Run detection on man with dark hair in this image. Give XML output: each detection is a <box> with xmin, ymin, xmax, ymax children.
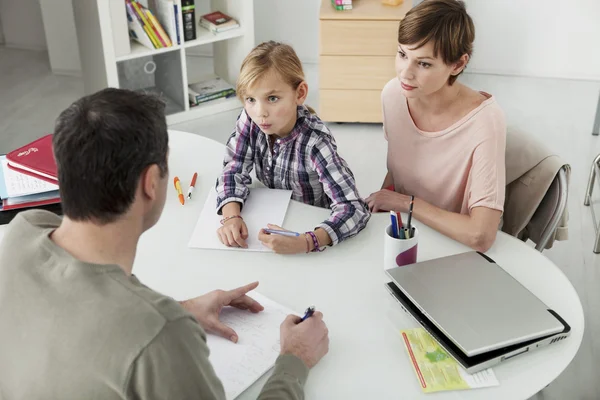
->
<box><xmin>0</xmin><ymin>88</ymin><xmax>329</xmax><ymax>399</ymax></box>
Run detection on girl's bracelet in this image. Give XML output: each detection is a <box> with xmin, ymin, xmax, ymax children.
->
<box><xmin>220</xmin><ymin>215</ymin><xmax>243</xmax><ymax>225</ymax></box>
<box><xmin>305</xmin><ymin>231</ymin><xmax>324</xmax><ymax>253</ymax></box>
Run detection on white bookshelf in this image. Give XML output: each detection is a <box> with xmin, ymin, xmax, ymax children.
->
<box><xmin>72</xmin><ymin>0</ymin><xmax>254</xmax><ymax>124</ymax></box>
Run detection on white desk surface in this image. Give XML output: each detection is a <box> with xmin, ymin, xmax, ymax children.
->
<box><xmin>0</xmin><ymin>130</ymin><xmax>584</xmax><ymax>399</ymax></box>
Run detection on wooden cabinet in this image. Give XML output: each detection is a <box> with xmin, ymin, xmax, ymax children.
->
<box><xmin>319</xmin><ymin>0</ymin><xmax>411</xmax><ymax>123</ymax></box>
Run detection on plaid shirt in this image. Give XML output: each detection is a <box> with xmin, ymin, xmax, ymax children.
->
<box><xmin>216</xmin><ymin>106</ymin><xmax>370</xmax><ymax>245</ymax></box>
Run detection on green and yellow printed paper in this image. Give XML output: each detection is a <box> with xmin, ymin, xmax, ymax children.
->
<box><xmin>400</xmin><ymin>328</ymin><xmax>500</xmax><ymax>393</ymax></box>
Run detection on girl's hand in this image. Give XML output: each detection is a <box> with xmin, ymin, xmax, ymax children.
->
<box><xmin>365</xmin><ymin>189</ymin><xmax>408</xmax><ymax>213</ymax></box>
<box><xmin>217</xmin><ymin>217</ymin><xmax>249</xmax><ymax>248</ymax></box>
<box><xmin>258</xmin><ymin>224</ymin><xmax>308</xmax><ymax>254</ymax></box>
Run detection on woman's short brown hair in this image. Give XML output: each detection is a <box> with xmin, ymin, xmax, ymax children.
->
<box><xmin>398</xmin><ymin>0</ymin><xmax>475</xmax><ymax>85</ymax></box>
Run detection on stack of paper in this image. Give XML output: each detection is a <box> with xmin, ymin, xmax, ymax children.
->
<box><xmin>207</xmin><ymin>292</ymin><xmax>295</xmax><ymax>399</ymax></box>
<box><xmin>0</xmin><ymin>156</ymin><xmax>60</xmax><ymax>212</ymax></box>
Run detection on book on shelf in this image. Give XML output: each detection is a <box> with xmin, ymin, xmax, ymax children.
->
<box><xmin>182</xmin><ymin>0</ymin><xmax>197</xmax><ymax>41</ymax></box>
<box><xmin>154</xmin><ymin>0</ymin><xmax>180</xmax><ymax>45</ymax></box>
<box><xmin>199</xmin><ymin>11</ymin><xmax>239</xmax><ymax>33</ymax></box>
<box><xmin>126</xmin><ymin>2</ymin><xmax>155</xmax><ymax>49</ymax></box>
<box><xmin>146</xmin><ymin>9</ymin><xmax>172</xmax><ymax>47</ymax></box>
<box><xmin>129</xmin><ymin>0</ymin><xmax>162</xmax><ymax>47</ymax></box>
<box><xmin>188</xmin><ymin>76</ymin><xmax>236</xmax><ymax>105</ymax></box>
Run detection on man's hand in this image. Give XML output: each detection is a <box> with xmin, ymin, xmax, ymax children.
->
<box><xmin>180</xmin><ymin>281</ymin><xmax>264</xmax><ymax>343</ymax></box>
<box><xmin>280</xmin><ymin>312</ymin><xmax>329</xmax><ymax>368</ymax></box>
<box><xmin>258</xmin><ymin>224</ymin><xmax>308</xmax><ymax>254</ymax></box>
<box><xmin>365</xmin><ymin>189</ymin><xmax>408</xmax><ymax>213</ymax></box>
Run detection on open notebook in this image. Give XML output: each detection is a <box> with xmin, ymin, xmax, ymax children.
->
<box><xmin>206</xmin><ymin>292</ymin><xmax>295</xmax><ymax>399</ymax></box>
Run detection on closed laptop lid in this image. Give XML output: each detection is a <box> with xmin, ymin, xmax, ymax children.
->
<box><xmin>385</xmin><ymin>251</ymin><xmax>564</xmax><ymax>356</ymax></box>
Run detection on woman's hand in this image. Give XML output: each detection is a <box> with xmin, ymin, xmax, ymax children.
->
<box><xmin>258</xmin><ymin>224</ymin><xmax>308</xmax><ymax>254</ymax></box>
<box><xmin>366</xmin><ymin>189</ymin><xmax>409</xmax><ymax>213</ymax></box>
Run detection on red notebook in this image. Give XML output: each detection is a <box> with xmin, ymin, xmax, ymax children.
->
<box><xmin>6</xmin><ymin>134</ymin><xmax>58</xmax><ymax>184</ymax></box>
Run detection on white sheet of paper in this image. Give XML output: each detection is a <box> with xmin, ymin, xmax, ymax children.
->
<box><xmin>458</xmin><ymin>367</ymin><xmax>499</xmax><ymax>388</ymax></box>
<box><xmin>0</xmin><ymin>158</ymin><xmax>58</xmax><ymax>198</ymax></box>
<box><xmin>188</xmin><ymin>188</ymin><xmax>293</xmax><ymax>252</ymax></box>
<box><xmin>206</xmin><ymin>291</ymin><xmax>295</xmax><ymax>399</ymax></box>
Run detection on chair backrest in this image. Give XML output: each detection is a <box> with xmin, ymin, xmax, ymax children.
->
<box><xmin>504</xmin><ymin>129</ymin><xmax>569</xmax><ymax>252</ymax></box>
<box><xmin>529</xmin><ymin>167</ymin><xmax>568</xmax><ymax>251</ymax></box>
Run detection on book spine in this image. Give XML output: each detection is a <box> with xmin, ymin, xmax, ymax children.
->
<box><xmin>143</xmin><ymin>24</ymin><xmax>161</xmax><ymax>48</ymax></box>
<box><xmin>174</xmin><ymin>4</ymin><xmax>181</xmax><ymax>44</ymax></box>
<box><xmin>199</xmin><ymin>19</ymin><xmax>217</xmax><ymax>33</ymax></box>
<box><xmin>146</xmin><ymin>9</ymin><xmax>172</xmax><ymax>46</ymax></box>
<box><xmin>181</xmin><ymin>0</ymin><xmax>196</xmax><ymax>41</ymax></box>
<box><xmin>199</xmin><ymin>19</ymin><xmax>238</xmax><ymax>33</ymax></box>
<box><xmin>196</xmin><ymin>89</ymin><xmax>236</xmax><ymax>103</ymax></box>
<box><xmin>196</xmin><ymin>91</ymin><xmax>235</xmax><ymax>104</ymax></box>
<box><xmin>335</xmin><ymin>0</ymin><xmax>352</xmax><ymax>4</ymax></box>
<box><xmin>2</xmin><ymin>197</ymin><xmax>61</xmax><ymax>211</ymax></box>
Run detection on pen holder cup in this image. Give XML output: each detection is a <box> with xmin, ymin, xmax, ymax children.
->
<box><xmin>383</xmin><ymin>225</ymin><xmax>418</xmax><ymax>270</ymax></box>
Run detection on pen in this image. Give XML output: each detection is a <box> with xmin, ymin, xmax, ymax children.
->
<box><xmin>396</xmin><ymin>211</ymin><xmax>403</xmax><ymax>228</ymax></box>
<box><xmin>187</xmin><ymin>172</ymin><xmax>198</xmax><ymax>199</ymax></box>
<box><xmin>407</xmin><ymin>195</ymin><xmax>414</xmax><ymax>231</ymax></box>
<box><xmin>263</xmin><ymin>228</ymin><xmax>300</xmax><ymax>237</ymax></box>
<box><xmin>301</xmin><ymin>306</ymin><xmax>315</xmax><ymax>322</ymax></box>
<box><xmin>174</xmin><ymin>177</ymin><xmax>185</xmax><ymax>205</ymax></box>
<box><xmin>390</xmin><ymin>211</ymin><xmax>399</xmax><ymax>239</ymax></box>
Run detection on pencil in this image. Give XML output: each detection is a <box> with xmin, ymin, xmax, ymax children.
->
<box><xmin>407</xmin><ymin>195</ymin><xmax>414</xmax><ymax>231</ymax></box>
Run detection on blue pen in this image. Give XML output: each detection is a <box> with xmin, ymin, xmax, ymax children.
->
<box><xmin>390</xmin><ymin>211</ymin><xmax>399</xmax><ymax>238</ymax></box>
<box><xmin>263</xmin><ymin>228</ymin><xmax>300</xmax><ymax>237</ymax></box>
<box><xmin>301</xmin><ymin>306</ymin><xmax>315</xmax><ymax>322</ymax></box>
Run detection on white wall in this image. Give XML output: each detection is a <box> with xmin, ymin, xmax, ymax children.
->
<box><xmin>0</xmin><ymin>0</ymin><xmax>47</xmax><ymax>50</ymax></box>
<box><xmin>254</xmin><ymin>0</ymin><xmax>321</xmax><ymax>64</ymax></box>
<box><xmin>465</xmin><ymin>0</ymin><xmax>600</xmax><ymax>80</ymax></box>
<box><xmin>254</xmin><ymin>0</ymin><xmax>600</xmax><ymax>80</ymax></box>
<box><xmin>40</xmin><ymin>0</ymin><xmax>81</xmax><ymax>75</ymax></box>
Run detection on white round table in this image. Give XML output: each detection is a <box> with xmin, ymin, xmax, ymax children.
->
<box><xmin>0</xmin><ymin>130</ymin><xmax>584</xmax><ymax>399</ymax></box>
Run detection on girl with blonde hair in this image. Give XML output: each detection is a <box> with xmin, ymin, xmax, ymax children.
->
<box><xmin>215</xmin><ymin>41</ymin><xmax>370</xmax><ymax>254</ymax></box>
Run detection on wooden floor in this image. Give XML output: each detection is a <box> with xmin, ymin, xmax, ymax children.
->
<box><xmin>1</xmin><ymin>46</ymin><xmax>599</xmax><ymax>399</ymax></box>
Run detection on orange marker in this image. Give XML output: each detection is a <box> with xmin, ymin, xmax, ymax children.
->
<box><xmin>187</xmin><ymin>172</ymin><xmax>198</xmax><ymax>199</ymax></box>
<box><xmin>174</xmin><ymin>177</ymin><xmax>185</xmax><ymax>205</ymax></box>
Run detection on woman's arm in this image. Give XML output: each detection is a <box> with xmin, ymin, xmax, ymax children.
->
<box><xmin>381</xmin><ymin>171</ymin><xmax>394</xmax><ymax>190</ymax></box>
<box><xmin>367</xmin><ymin>192</ymin><xmax>501</xmax><ymax>252</ymax></box>
<box><xmin>411</xmin><ymin>198</ymin><xmax>501</xmax><ymax>253</ymax></box>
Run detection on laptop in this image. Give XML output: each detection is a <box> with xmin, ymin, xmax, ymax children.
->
<box><xmin>385</xmin><ymin>251</ymin><xmax>571</xmax><ymax>373</ymax></box>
